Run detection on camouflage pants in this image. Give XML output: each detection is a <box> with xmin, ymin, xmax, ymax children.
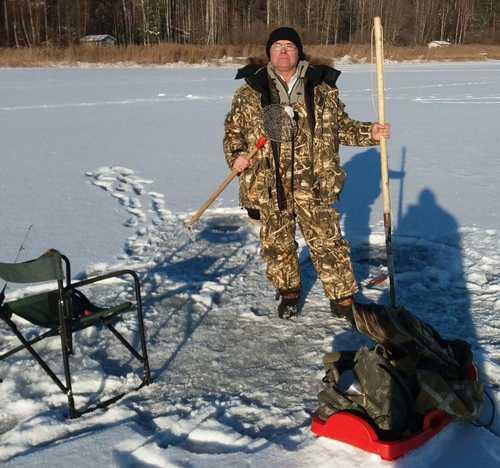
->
<box><xmin>259</xmin><ymin>198</ymin><xmax>358</xmax><ymax>300</ymax></box>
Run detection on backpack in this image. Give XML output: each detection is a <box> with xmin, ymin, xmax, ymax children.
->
<box><xmin>45</xmin><ymin>288</ymin><xmax>96</xmax><ymax>320</ymax></box>
<box><xmin>316</xmin><ymin>304</ymin><xmax>484</xmax><ymax>440</ymax></box>
<box><xmin>67</xmin><ymin>289</ymin><xmax>96</xmax><ymax>319</ymax></box>
<box><xmin>317</xmin><ymin>345</ymin><xmax>420</xmax><ymax>440</ymax></box>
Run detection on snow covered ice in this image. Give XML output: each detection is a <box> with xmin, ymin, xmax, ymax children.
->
<box><xmin>1</xmin><ymin>61</ymin><xmax>500</xmax><ymax>466</ymax></box>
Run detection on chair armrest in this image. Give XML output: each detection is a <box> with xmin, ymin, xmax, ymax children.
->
<box><xmin>64</xmin><ymin>269</ymin><xmax>142</xmax><ymax>306</ymax></box>
<box><xmin>60</xmin><ymin>254</ymin><xmax>72</xmax><ymax>288</ymax></box>
<box><xmin>66</xmin><ymin>269</ymin><xmax>139</xmax><ymax>289</ymax></box>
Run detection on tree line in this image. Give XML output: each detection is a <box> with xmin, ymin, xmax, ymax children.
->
<box><xmin>1</xmin><ymin>0</ymin><xmax>499</xmax><ymax>48</ymax></box>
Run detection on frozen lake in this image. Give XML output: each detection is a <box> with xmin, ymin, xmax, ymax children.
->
<box><xmin>1</xmin><ymin>61</ymin><xmax>500</xmax><ymax>467</ymax></box>
<box><xmin>1</xmin><ymin>61</ymin><xmax>499</xmax><ymax>274</ymax></box>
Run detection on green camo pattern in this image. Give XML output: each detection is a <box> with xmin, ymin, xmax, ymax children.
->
<box><xmin>353</xmin><ymin>305</ymin><xmax>484</xmax><ymax>421</ymax></box>
<box><xmin>223</xmin><ymin>81</ymin><xmax>376</xmax><ymax>210</ymax></box>
<box><xmin>223</xmin><ymin>74</ymin><xmax>376</xmax><ymax>297</ymax></box>
<box><xmin>259</xmin><ymin>200</ymin><xmax>358</xmax><ymax>299</ymax></box>
<box><xmin>316</xmin><ymin>305</ymin><xmax>484</xmax><ymax>437</ymax></box>
<box><xmin>317</xmin><ymin>346</ymin><xmax>417</xmax><ymax>437</ymax></box>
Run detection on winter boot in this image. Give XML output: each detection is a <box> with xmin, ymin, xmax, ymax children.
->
<box><xmin>330</xmin><ymin>297</ymin><xmax>357</xmax><ymax>328</ymax></box>
<box><xmin>277</xmin><ymin>289</ymin><xmax>300</xmax><ymax>319</ymax></box>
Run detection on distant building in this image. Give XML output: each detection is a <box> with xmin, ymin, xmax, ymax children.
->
<box><xmin>428</xmin><ymin>40</ymin><xmax>451</xmax><ymax>48</ymax></box>
<box><xmin>80</xmin><ymin>35</ymin><xmax>117</xmax><ymax>46</ymax></box>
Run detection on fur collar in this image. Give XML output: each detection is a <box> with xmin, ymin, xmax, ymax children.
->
<box><xmin>235</xmin><ymin>62</ymin><xmax>341</xmax><ymax>88</ymax></box>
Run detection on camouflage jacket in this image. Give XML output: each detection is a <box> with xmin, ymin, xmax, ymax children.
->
<box><xmin>223</xmin><ymin>63</ymin><xmax>378</xmax><ymax>212</ymax></box>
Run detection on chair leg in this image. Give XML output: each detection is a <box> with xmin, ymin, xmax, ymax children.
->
<box><xmin>106</xmin><ymin>323</ymin><xmax>144</xmax><ymax>362</ymax></box>
<box><xmin>2</xmin><ymin>317</ymin><xmax>68</xmax><ymax>393</ymax></box>
<box><xmin>133</xmin><ymin>276</ymin><xmax>151</xmax><ymax>385</ymax></box>
<box><xmin>60</xmin><ymin>331</ymin><xmax>77</xmax><ymax>418</ymax></box>
<box><xmin>66</xmin><ymin>320</ymin><xmax>74</xmax><ymax>355</ymax></box>
<box><xmin>0</xmin><ymin>328</ymin><xmax>57</xmax><ymax>361</ymax></box>
<box><xmin>58</xmin><ymin>301</ymin><xmax>77</xmax><ymax>418</ymax></box>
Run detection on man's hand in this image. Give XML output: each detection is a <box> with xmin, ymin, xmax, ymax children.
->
<box><xmin>232</xmin><ymin>155</ymin><xmax>252</xmax><ymax>173</ymax></box>
<box><xmin>371</xmin><ymin>123</ymin><xmax>391</xmax><ymax>141</ymax></box>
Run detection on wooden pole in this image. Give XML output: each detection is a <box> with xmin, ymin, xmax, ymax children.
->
<box><xmin>374</xmin><ymin>16</ymin><xmax>397</xmax><ymax>307</ymax></box>
<box><xmin>186</xmin><ymin>137</ymin><xmax>267</xmax><ymax>227</ymax></box>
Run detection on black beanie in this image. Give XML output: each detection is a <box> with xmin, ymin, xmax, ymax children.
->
<box><xmin>266</xmin><ymin>27</ymin><xmax>304</xmax><ymax>59</ymax></box>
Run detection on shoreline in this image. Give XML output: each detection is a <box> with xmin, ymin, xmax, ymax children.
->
<box><xmin>1</xmin><ymin>43</ymin><xmax>500</xmax><ymax>68</ymax></box>
<box><xmin>1</xmin><ymin>57</ymin><xmax>499</xmax><ymax>70</ymax></box>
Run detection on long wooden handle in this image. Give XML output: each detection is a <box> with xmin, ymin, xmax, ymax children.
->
<box><xmin>374</xmin><ymin>16</ymin><xmax>397</xmax><ymax>307</ymax></box>
<box><xmin>186</xmin><ymin>137</ymin><xmax>267</xmax><ymax>227</ymax></box>
<box><xmin>374</xmin><ymin>17</ymin><xmax>391</xmax><ymax>216</ymax></box>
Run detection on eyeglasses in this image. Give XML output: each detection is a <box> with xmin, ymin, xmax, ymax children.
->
<box><xmin>270</xmin><ymin>42</ymin><xmax>297</xmax><ymax>52</ymax></box>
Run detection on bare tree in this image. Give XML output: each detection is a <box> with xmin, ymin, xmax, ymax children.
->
<box><xmin>455</xmin><ymin>0</ymin><xmax>475</xmax><ymax>43</ymax></box>
<box><xmin>1</xmin><ymin>0</ymin><xmax>500</xmax><ymax>48</ymax></box>
<box><xmin>3</xmin><ymin>0</ymin><xmax>10</xmax><ymax>46</ymax></box>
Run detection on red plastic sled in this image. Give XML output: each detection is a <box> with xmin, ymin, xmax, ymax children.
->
<box><xmin>311</xmin><ymin>409</ymin><xmax>450</xmax><ymax>461</ymax></box>
<box><xmin>311</xmin><ymin>364</ymin><xmax>478</xmax><ymax>461</ymax></box>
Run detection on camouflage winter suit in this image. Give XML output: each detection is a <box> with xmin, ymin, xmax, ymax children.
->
<box><xmin>223</xmin><ymin>62</ymin><xmax>378</xmax><ymax>300</ymax></box>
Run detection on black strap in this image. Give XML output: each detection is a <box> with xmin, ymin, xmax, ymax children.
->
<box><xmin>68</xmin><ymin>289</ymin><xmax>95</xmax><ymax>318</ymax></box>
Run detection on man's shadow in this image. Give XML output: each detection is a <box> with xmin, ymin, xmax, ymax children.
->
<box><xmin>327</xmin><ymin>149</ymin><xmax>477</xmax><ymax>361</ymax></box>
<box><xmin>394</xmin><ymin>190</ymin><xmax>495</xmax><ymax>434</ymax></box>
<box><xmin>332</xmin><ymin>162</ymin><xmax>482</xmax><ymax>403</ymax></box>
<box><xmin>394</xmin><ymin>189</ymin><xmax>478</xmax><ymax>360</ymax></box>
<box><xmin>299</xmin><ymin>145</ymin><xmax>493</xmax><ymax>429</ymax></box>
<box><xmin>300</xmin><ymin>147</ymin><xmax>478</xmax><ymax>363</ymax></box>
<box><xmin>340</xmin><ymin>148</ymin><xmax>386</xmax><ymax>242</ymax></box>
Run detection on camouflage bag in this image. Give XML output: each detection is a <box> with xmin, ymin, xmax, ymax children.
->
<box><xmin>316</xmin><ymin>304</ymin><xmax>484</xmax><ymax>440</ymax></box>
<box><xmin>317</xmin><ymin>346</ymin><xmax>420</xmax><ymax>440</ymax></box>
<box><xmin>352</xmin><ymin>304</ymin><xmax>484</xmax><ymax>421</ymax></box>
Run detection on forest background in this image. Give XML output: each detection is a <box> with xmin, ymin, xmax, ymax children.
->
<box><xmin>1</xmin><ymin>1</ymin><xmax>500</xmax><ymax>64</ymax></box>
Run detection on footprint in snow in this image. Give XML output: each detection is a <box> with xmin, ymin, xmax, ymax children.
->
<box><xmin>0</xmin><ymin>412</ymin><xmax>17</xmax><ymax>435</ymax></box>
<box><xmin>87</xmin><ymin>165</ymin><xmax>188</xmax><ymax>266</ymax></box>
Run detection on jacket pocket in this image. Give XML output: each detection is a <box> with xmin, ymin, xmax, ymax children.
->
<box><xmin>319</xmin><ymin>160</ymin><xmax>346</xmax><ymax>203</ymax></box>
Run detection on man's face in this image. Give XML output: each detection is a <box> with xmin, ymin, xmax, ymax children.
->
<box><xmin>269</xmin><ymin>40</ymin><xmax>299</xmax><ymax>74</ymax></box>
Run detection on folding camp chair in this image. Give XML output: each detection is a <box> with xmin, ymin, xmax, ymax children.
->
<box><xmin>0</xmin><ymin>249</ymin><xmax>151</xmax><ymax>418</ymax></box>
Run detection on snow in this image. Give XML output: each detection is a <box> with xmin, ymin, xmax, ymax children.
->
<box><xmin>428</xmin><ymin>41</ymin><xmax>452</xmax><ymax>48</ymax></box>
<box><xmin>1</xmin><ymin>61</ymin><xmax>500</xmax><ymax>466</ymax></box>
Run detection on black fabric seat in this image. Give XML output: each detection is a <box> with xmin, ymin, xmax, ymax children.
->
<box><xmin>3</xmin><ymin>291</ymin><xmax>132</xmax><ymax>328</ymax></box>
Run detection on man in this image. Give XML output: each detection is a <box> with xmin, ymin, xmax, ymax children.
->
<box><xmin>224</xmin><ymin>27</ymin><xmax>390</xmax><ymax>320</ymax></box>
